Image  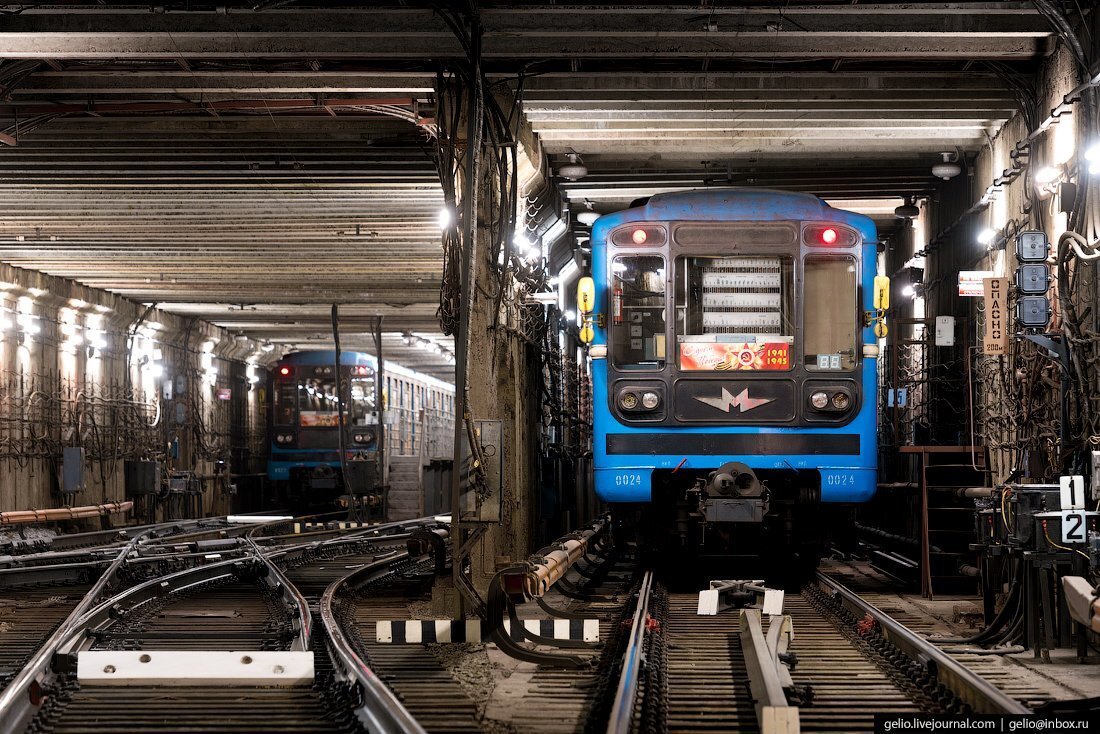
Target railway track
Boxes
[0,517,447,734]
[606,571,1032,733]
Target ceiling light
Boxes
[894,199,920,219]
[558,153,588,181]
[576,210,600,226]
[977,227,997,246]
[932,152,962,181]
[902,284,915,298]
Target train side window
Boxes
[804,256,858,371]
[610,255,666,371]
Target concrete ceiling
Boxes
[0,2,1065,378]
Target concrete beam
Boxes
[0,5,1052,60]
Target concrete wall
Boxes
[0,262,267,519]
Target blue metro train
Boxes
[582,188,887,561]
[267,350,382,505]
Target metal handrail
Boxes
[607,570,654,734]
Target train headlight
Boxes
[620,392,639,410]
[641,391,660,410]
[831,392,851,410]
[810,391,829,409]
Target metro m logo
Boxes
[694,387,773,414]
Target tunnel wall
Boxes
[0,262,267,520]
[923,42,1097,481]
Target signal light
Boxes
[821,228,838,245]
[278,366,291,376]
[631,228,648,244]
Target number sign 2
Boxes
[1061,510,1088,544]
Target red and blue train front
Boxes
[586,189,880,555]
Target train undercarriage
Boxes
[613,461,854,585]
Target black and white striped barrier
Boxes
[376,619,599,644]
[293,521,375,533]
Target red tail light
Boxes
[611,224,667,247]
[804,224,857,247]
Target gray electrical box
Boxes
[1016,264,1050,294]
[1017,296,1051,329]
[125,460,161,496]
[1016,231,1049,262]
[62,447,85,494]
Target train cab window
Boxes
[675,255,794,371]
[610,255,666,371]
[350,376,376,426]
[804,256,858,371]
[273,382,297,426]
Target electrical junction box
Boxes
[1015,264,1050,294]
[1017,296,1050,329]
[934,316,956,347]
[62,447,85,494]
[1016,231,1049,262]
[124,460,161,496]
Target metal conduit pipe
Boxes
[502,515,610,602]
[0,501,133,525]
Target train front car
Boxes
[589,189,880,569]
[267,351,381,508]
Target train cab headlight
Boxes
[620,392,639,410]
[641,391,660,410]
[831,392,851,410]
[810,391,829,409]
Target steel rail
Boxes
[606,570,654,734]
[815,572,1031,715]
[0,514,446,733]
[0,528,153,734]
[318,541,435,734]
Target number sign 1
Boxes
[1060,475,1086,510]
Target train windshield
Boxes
[675,255,795,371]
[804,256,857,371]
[278,374,376,428]
[610,255,667,370]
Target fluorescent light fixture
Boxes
[977,227,997,246]
[1034,166,1060,185]
[437,206,453,230]
[1088,142,1100,175]
[576,211,599,226]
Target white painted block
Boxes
[376,620,392,643]
[77,650,314,687]
[763,589,785,615]
[697,589,720,615]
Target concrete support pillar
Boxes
[433,67,550,614]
